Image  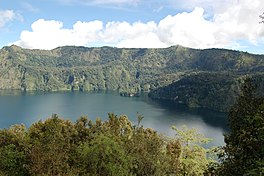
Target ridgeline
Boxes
[0,45,263,111]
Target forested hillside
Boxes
[0,45,263,111]
[149,73,264,111]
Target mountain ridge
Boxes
[0,45,263,111]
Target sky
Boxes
[0,0,264,54]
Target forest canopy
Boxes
[0,113,214,176]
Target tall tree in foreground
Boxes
[27,115,78,175]
[0,124,28,176]
[219,78,264,175]
[171,125,213,176]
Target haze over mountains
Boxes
[0,45,263,112]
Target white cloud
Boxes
[158,7,217,48]
[13,0,264,50]
[117,32,167,48]
[14,19,103,49]
[0,10,17,28]
[213,0,264,44]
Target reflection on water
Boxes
[0,90,228,146]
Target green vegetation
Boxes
[217,79,264,175]
[149,73,264,112]
[149,72,240,111]
[0,79,263,175]
[171,125,213,176]
[0,114,214,176]
[0,45,264,111]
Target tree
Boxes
[219,78,264,175]
[166,138,182,175]
[73,113,171,175]
[76,134,133,176]
[171,125,213,176]
[0,113,220,175]
[125,127,170,176]
[0,124,28,176]
[94,113,170,176]
[0,144,28,176]
[26,114,78,175]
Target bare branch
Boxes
[260,12,264,23]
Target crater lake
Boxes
[0,90,228,146]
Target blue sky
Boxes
[0,0,264,54]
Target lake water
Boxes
[0,90,228,146]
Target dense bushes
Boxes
[0,113,213,176]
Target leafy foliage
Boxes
[76,134,133,176]
[218,78,264,175]
[0,144,28,176]
[0,124,28,176]
[171,126,213,176]
[26,114,77,175]
[0,113,214,175]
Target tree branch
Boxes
[260,12,264,23]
